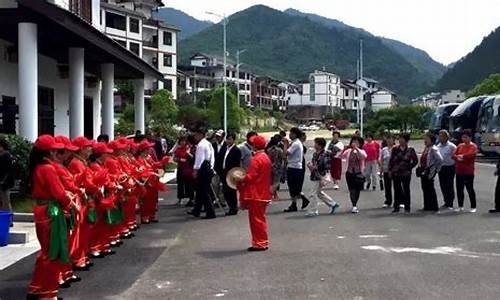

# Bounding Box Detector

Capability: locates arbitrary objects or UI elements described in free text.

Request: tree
[115,103,135,136]
[176,104,210,130]
[206,87,243,132]
[149,90,178,133]
[467,73,500,97]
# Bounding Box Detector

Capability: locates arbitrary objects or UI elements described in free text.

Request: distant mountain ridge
[284,8,446,83]
[177,5,446,97]
[437,26,500,91]
[154,7,212,40]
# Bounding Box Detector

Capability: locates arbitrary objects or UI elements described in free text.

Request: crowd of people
[16,132,170,300]
[2,123,500,299]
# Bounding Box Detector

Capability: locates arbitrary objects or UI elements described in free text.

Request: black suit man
[221,133,242,215]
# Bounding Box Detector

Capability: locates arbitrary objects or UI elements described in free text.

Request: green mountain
[437,27,500,91]
[179,5,437,98]
[284,8,446,83]
[154,7,212,40]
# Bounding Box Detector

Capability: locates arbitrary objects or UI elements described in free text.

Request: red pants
[29,205,70,298]
[123,195,137,229]
[330,157,342,181]
[70,206,88,267]
[247,201,269,249]
[141,188,158,222]
[89,207,110,253]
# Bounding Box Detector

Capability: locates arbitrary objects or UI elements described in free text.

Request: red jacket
[238,151,272,202]
[31,161,71,210]
[452,142,478,175]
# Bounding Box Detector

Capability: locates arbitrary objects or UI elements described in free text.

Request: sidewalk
[0,222,39,271]
[0,171,178,271]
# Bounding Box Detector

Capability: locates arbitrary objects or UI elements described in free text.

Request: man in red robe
[237,135,272,251]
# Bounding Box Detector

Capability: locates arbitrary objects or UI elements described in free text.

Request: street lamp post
[207,11,228,134]
[236,49,247,106]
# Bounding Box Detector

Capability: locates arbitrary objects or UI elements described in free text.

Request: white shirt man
[194,138,215,171]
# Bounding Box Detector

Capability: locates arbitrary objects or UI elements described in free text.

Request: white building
[288,70,341,107]
[371,89,397,111]
[100,0,179,99]
[340,80,359,110]
[441,90,465,104]
[0,0,162,141]
[179,53,254,105]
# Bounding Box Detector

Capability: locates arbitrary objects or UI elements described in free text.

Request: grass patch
[11,193,34,213]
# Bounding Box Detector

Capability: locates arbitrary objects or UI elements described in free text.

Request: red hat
[138,140,154,151]
[34,135,65,151]
[108,140,127,151]
[116,137,129,145]
[72,136,93,149]
[54,135,79,152]
[92,142,113,155]
[250,135,266,150]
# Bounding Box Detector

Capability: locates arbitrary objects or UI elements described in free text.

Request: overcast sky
[164,0,500,65]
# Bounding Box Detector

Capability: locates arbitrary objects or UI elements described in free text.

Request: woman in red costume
[27,135,76,300]
[68,136,97,270]
[236,135,273,251]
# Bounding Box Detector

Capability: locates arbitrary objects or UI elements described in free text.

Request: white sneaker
[382,204,389,208]
[469,208,477,213]
[333,184,339,190]
[455,207,464,212]
[305,211,319,217]
[351,206,359,214]
[399,204,405,209]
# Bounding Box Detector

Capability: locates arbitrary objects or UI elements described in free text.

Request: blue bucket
[0,210,13,247]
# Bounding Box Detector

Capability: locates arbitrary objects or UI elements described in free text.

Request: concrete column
[18,23,38,141]
[101,63,114,140]
[69,47,84,139]
[93,80,102,139]
[133,79,145,134]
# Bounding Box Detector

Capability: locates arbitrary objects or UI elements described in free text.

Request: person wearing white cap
[212,129,226,205]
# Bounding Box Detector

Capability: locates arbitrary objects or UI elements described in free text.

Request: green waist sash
[36,199,70,263]
[105,203,124,225]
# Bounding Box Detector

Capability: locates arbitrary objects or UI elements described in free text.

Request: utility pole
[193,66,197,104]
[236,49,247,106]
[207,11,227,133]
[359,39,364,137]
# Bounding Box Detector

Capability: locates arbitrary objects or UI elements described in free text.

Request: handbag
[351,150,365,186]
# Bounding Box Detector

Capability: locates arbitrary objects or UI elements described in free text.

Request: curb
[9,231,30,244]
[13,213,34,223]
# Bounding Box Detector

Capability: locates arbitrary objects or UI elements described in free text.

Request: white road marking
[360,245,500,258]
[359,235,388,239]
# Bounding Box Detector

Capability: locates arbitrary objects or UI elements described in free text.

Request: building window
[226,70,230,77]
[129,42,140,56]
[163,54,172,67]
[129,17,140,33]
[105,12,126,31]
[164,79,172,91]
[163,31,172,46]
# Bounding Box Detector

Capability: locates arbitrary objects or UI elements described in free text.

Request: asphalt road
[1,148,500,300]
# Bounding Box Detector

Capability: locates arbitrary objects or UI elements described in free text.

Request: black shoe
[89,252,105,258]
[59,282,71,289]
[225,210,238,216]
[372,186,376,191]
[104,250,116,256]
[201,215,216,220]
[391,209,400,214]
[284,204,298,212]
[68,276,81,283]
[150,219,159,223]
[187,210,200,217]
[74,265,90,271]
[185,200,194,207]
[247,247,268,252]
[300,195,310,209]
[366,183,371,190]
[489,209,500,213]
[26,293,37,300]
[86,262,94,267]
